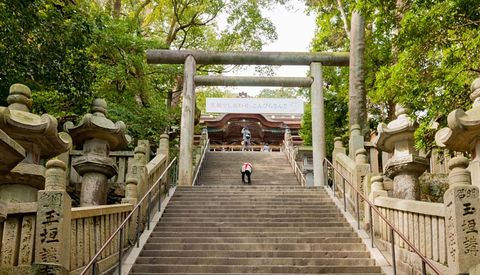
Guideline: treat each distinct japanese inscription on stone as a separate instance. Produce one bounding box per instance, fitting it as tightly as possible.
[444,185,480,273]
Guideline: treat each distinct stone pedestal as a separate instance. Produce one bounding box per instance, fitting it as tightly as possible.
[33,160,71,275]
[435,78,480,274]
[443,157,480,274]
[375,104,428,200]
[65,99,130,206]
[0,84,71,203]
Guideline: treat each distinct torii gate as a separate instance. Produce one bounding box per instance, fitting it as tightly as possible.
[146,13,365,187]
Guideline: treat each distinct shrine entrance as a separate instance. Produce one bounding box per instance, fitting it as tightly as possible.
[147,49,349,186]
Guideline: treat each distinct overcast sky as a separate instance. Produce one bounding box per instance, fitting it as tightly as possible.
[222,1,316,96]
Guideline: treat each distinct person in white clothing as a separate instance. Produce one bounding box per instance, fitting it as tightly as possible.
[241,162,253,184]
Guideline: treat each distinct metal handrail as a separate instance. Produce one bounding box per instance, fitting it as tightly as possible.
[80,157,178,275]
[323,158,442,275]
[192,139,210,186]
[282,141,305,186]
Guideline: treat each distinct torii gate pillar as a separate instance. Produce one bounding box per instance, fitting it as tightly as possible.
[178,55,196,186]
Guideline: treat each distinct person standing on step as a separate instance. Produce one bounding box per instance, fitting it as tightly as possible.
[241,126,251,151]
[241,162,253,184]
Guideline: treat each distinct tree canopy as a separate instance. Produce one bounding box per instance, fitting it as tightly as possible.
[305,0,480,152]
[0,0,287,148]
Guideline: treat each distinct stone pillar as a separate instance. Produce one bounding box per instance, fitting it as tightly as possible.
[284,128,292,147]
[443,157,480,274]
[368,175,388,235]
[178,55,196,186]
[348,12,367,134]
[374,104,428,200]
[332,137,346,188]
[125,144,148,202]
[76,138,116,206]
[349,124,364,159]
[310,62,325,186]
[33,159,71,275]
[157,133,170,157]
[65,99,130,206]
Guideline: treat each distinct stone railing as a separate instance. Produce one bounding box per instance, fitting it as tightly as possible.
[332,139,370,220]
[0,203,37,274]
[373,196,448,270]
[282,141,306,186]
[69,204,133,274]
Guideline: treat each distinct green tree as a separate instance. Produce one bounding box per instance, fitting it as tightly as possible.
[307,0,480,151]
[0,0,96,117]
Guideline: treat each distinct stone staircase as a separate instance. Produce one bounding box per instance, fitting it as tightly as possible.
[130,151,383,274]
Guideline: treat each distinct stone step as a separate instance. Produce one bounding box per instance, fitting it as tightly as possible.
[149,232,358,238]
[159,217,346,223]
[146,237,362,244]
[154,226,354,233]
[164,209,341,214]
[138,250,372,259]
[134,257,375,266]
[156,222,351,227]
[130,264,382,273]
[142,242,367,251]
[166,202,339,207]
[162,213,343,218]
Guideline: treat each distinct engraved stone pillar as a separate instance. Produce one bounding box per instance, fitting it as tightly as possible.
[32,159,71,275]
[442,157,480,274]
[0,84,71,203]
[124,144,148,203]
[436,78,480,189]
[374,104,428,200]
[65,99,130,206]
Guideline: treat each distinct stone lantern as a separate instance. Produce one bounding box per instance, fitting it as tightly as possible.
[0,84,71,203]
[374,104,428,200]
[436,77,480,188]
[65,99,130,206]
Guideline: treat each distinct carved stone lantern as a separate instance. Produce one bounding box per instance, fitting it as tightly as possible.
[0,84,71,203]
[436,77,480,188]
[65,99,130,206]
[374,104,428,200]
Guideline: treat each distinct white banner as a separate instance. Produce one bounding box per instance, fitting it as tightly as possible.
[206,98,304,114]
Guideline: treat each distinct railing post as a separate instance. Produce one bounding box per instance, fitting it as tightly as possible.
[136,205,141,248]
[147,192,152,230]
[118,227,124,275]
[32,159,72,275]
[343,179,347,212]
[391,228,396,275]
[356,192,360,230]
[369,205,374,248]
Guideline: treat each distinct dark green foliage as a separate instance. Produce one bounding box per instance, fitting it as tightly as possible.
[0,0,96,116]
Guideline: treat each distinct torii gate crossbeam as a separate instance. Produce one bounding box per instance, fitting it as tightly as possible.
[146,50,349,187]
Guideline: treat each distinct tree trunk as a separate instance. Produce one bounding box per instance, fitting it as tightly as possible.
[113,0,121,18]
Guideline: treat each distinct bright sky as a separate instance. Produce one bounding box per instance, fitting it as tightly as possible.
[222,1,316,96]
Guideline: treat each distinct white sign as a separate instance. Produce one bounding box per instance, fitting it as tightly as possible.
[206,98,304,114]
